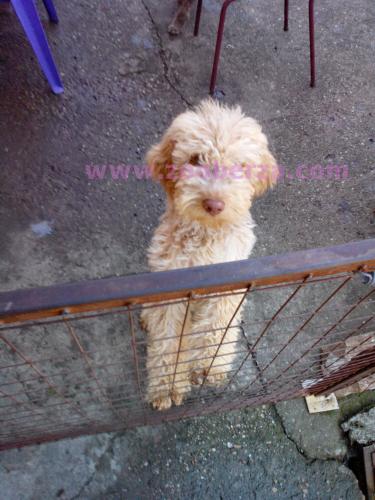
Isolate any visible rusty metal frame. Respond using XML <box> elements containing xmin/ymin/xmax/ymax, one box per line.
<box><xmin>309</xmin><ymin>345</ymin><xmax>375</xmax><ymax>395</ymax></box>
<box><xmin>0</xmin><ymin>239</ymin><xmax>374</xmax><ymax>451</ymax></box>
<box><xmin>1</xmin><ymin>239</ymin><xmax>374</xmax><ymax>324</ymax></box>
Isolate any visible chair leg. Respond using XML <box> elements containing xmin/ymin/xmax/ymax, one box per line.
<box><xmin>194</xmin><ymin>0</ymin><xmax>203</xmax><ymax>36</ymax></box>
<box><xmin>309</xmin><ymin>0</ymin><xmax>316</xmax><ymax>87</ymax></box>
<box><xmin>11</xmin><ymin>0</ymin><xmax>63</xmax><ymax>93</ymax></box>
<box><xmin>42</xmin><ymin>0</ymin><xmax>58</xmax><ymax>24</ymax></box>
<box><xmin>284</xmin><ymin>0</ymin><xmax>289</xmax><ymax>31</ymax></box>
<box><xmin>209</xmin><ymin>0</ymin><xmax>238</xmax><ymax>95</ymax></box>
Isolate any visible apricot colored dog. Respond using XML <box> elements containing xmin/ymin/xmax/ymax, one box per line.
<box><xmin>141</xmin><ymin>100</ymin><xmax>277</xmax><ymax>410</ymax></box>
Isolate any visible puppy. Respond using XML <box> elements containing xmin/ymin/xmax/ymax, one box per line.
<box><xmin>141</xmin><ymin>100</ymin><xmax>278</xmax><ymax>410</ymax></box>
<box><xmin>168</xmin><ymin>0</ymin><xmax>195</xmax><ymax>36</ymax></box>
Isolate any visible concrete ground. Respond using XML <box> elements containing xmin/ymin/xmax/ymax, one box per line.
<box><xmin>0</xmin><ymin>0</ymin><xmax>375</xmax><ymax>498</ymax></box>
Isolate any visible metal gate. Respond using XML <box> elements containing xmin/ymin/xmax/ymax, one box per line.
<box><xmin>0</xmin><ymin>239</ymin><xmax>374</xmax><ymax>450</ymax></box>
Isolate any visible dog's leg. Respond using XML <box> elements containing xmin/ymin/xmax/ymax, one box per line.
<box><xmin>188</xmin><ymin>296</ymin><xmax>244</xmax><ymax>386</ymax></box>
<box><xmin>141</xmin><ymin>303</ymin><xmax>192</xmax><ymax>410</ymax></box>
<box><xmin>168</xmin><ymin>0</ymin><xmax>195</xmax><ymax>36</ymax></box>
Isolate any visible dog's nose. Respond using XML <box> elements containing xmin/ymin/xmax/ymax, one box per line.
<box><xmin>202</xmin><ymin>199</ymin><xmax>225</xmax><ymax>216</ymax></box>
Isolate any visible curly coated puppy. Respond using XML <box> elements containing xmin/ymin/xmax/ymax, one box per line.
<box><xmin>141</xmin><ymin>100</ymin><xmax>278</xmax><ymax>410</ymax></box>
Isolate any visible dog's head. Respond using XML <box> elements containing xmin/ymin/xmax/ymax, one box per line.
<box><xmin>147</xmin><ymin>100</ymin><xmax>278</xmax><ymax>226</ymax></box>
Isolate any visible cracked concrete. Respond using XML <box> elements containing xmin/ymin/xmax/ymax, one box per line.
<box><xmin>69</xmin><ymin>434</ymin><xmax>119</xmax><ymax>500</ymax></box>
<box><xmin>276</xmin><ymin>391</ymin><xmax>375</xmax><ymax>462</ymax></box>
<box><xmin>275</xmin><ymin>400</ymin><xmax>348</xmax><ymax>461</ymax></box>
<box><xmin>0</xmin><ymin>408</ymin><xmax>364</xmax><ymax>499</ymax></box>
<box><xmin>141</xmin><ymin>0</ymin><xmax>192</xmax><ymax>107</ymax></box>
<box><xmin>1</xmin><ymin>0</ymin><xmax>375</xmax><ymax>497</ymax></box>
<box><xmin>272</xmin><ymin>404</ymin><xmax>318</xmax><ymax>464</ymax></box>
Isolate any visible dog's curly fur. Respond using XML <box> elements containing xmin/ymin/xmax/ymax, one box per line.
<box><xmin>141</xmin><ymin>100</ymin><xmax>278</xmax><ymax>410</ymax></box>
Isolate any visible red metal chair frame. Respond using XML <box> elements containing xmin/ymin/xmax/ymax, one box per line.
<box><xmin>194</xmin><ymin>0</ymin><xmax>316</xmax><ymax>95</ymax></box>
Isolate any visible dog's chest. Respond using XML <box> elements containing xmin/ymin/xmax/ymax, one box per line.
<box><xmin>149</xmin><ymin>218</ymin><xmax>256</xmax><ymax>271</ymax></box>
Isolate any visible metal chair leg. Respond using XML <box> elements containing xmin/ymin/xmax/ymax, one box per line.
<box><xmin>42</xmin><ymin>0</ymin><xmax>58</xmax><ymax>23</ymax></box>
<box><xmin>209</xmin><ymin>0</ymin><xmax>238</xmax><ymax>95</ymax></box>
<box><xmin>309</xmin><ymin>0</ymin><xmax>316</xmax><ymax>87</ymax></box>
<box><xmin>194</xmin><ymin>0</ymin><xmax>203</xmax><ymax>36</ymax></box>
<box><xmin>11</xmin><ymin>0</ymin><xmax>63</xmax><ymax>93</ymax></box>
<box><xmin>284</xmin><ymin>0</ymin><xmax>289</xmax><ymax>31</ymax></box>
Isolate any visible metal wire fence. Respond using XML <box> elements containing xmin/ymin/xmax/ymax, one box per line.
<box><xmin>0</xmin><ymin>239</ymin><xmax>374</xmax><ymax>451</ymax></box>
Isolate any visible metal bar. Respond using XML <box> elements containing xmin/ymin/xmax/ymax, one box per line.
<box><xmin>0</xmin><ymin>332</ymin><xmax>97</xmax><ymax>425</ymax></box>
<box><xmin>2</xmin><ymin>293</ymin><xmax>374</xmax><ymax>346</ymax></box>
<box><xmin>1</xmin><ymin>240</ymin><xmax>375</xmax><ymax>452</ymax></box>
<box><xmin>171</xmin><ymin>295</ymin><xmax>191</xmax><ymax>391</ymax></box>
<box><xmin>128</xmin><ymin>308</ymin><xmax>147</xmax><ymax>425</ymax></box>
<box><xmin>224</xmin><ymin>276</ymin><xmax>352</xmax><ymax>400</ymax></box>
<box><xmin>284</xmin><ymin>0</ymin><xmax>289</xmax><ymax>31</ymax></box>
<box><xmin>299</xmin><ymin>326</ymin><xmax>375</xmax><ymax>395</ymax></box>
<box><xmin>0</xmin><ymin>420</ymin><xmax>134</xmax><ymax>452</ymax></box>
<box><xmin>313</xmin><ymin>347</ymin><xmax>375</xmax><ymax>395</ymax></box>
<box><xmin>64</xmin><ymin>320</ymin><xmax>126</xmax><ymax>422</ymax></box>
<box><xmin>309</xmin><ymin>0</ymin><xmax>316</xmax><ymax>87</ymax></box>
<box><xmin>0</xmin><ymin>388</ymin><xmax>45</xmax><ymax>421</ymax></box>
<box><xmin>1</xmin><ymin>272</ymin><xmax>365</xmax><ymax>336</ymax></box>
<box><xmin>209</xmin><ymin>0</ymin><xmax>238</xmax><ymax>95</ymax></box>
<box><xmin>0</xmin><ymin>324</ymin><xmax>373</xmax><ymax>396</ymax></box>
<box><xmin>272</xmin><ymin>288</ymin><xmax>375</xmax><ymax>401</ymax></box>
<box><xmin>194</xmin><ymin>0</ymin><xmax>203</xmax><ymax>36</ymax></box>
<box><xmin>1</xmin><ymin>240</ymin><xmax>374</xmax><ymax>324</ymax></box>
<box><xmin>191</xmin><ymin>285</ymin><xmax>252</xmax><ymax>404</ymax></box>
<box><xmin>321</xmin><ymin>315</ymin><xmax>375</xmax><ymax>374</ymax></box>
<box><xmin>3</xmin><ymin>312</ymin><xmax>374</xmax><ymax>376</ymax></box>
<box><xmin>212</xmin><ymin>278</ymin><xmax>309</xmax><ymax>410</ymax></box>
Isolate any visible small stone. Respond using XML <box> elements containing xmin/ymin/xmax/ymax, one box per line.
<box><xmin>342</xmin><ymin>407</ymin><xmax>375</xmax><ymax>445</ymax></box>
<box><xmin>31</xmin><ymin>220</ymin><xmax>53</xmax><ymax>237</ymax></box>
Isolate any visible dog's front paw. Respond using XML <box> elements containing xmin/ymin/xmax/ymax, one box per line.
<box><xmin>151</xmin><ymin>395</ymin><xmax>172</xmax><ymax>411</ymax></box>
<box><xmin>150</xmin><ymin>390</ymin><xmax>185</xmax><ymax>410</ymax></box>
<box><xmin>171</xmin><ymin>389</ymin><xmax>185</xmax><ymax>406</ymax></box>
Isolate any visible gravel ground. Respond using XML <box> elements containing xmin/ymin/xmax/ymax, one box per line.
<box><xmin>0</xmin><ymin>407</ymin><xmax>364</xmax><ymax>500</ymax></box>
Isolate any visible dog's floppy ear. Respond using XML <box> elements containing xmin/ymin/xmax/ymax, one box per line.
<box><xmin>251</xmin><ymin>149</ymin><xmax>279</xmax><ymax>198</ymax></box>
<box><xmin>146</xmin><ymin>133</ymin><xmax>176</xmax><ymax>197</ymax></box>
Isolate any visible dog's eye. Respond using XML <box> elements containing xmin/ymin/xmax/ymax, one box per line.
<box><xmin>189</xmin><ymin>155</ymin><xmax>200</xmax><ymax>166</ymax></box>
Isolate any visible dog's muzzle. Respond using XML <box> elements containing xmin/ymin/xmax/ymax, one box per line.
<box><xmin>202</xmin><ymin>199</ymin><xmax>225</xmax><ymax>216</ymax></box>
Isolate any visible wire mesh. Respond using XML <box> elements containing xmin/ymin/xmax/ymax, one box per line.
<box><xmin>0</xmin><ymin>240</ymin><xmax>374</xmax><ymax>450</ymax></box>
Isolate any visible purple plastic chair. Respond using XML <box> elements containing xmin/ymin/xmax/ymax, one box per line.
<box><xmin>194</xmin><ymin>0</ymin><xmax>316</xmax><ymax>95</ymax></box>
<box><xmin>2</xmin><ymin>0</ymin><xmax>63</xmax><ymax>94</ymax></box>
